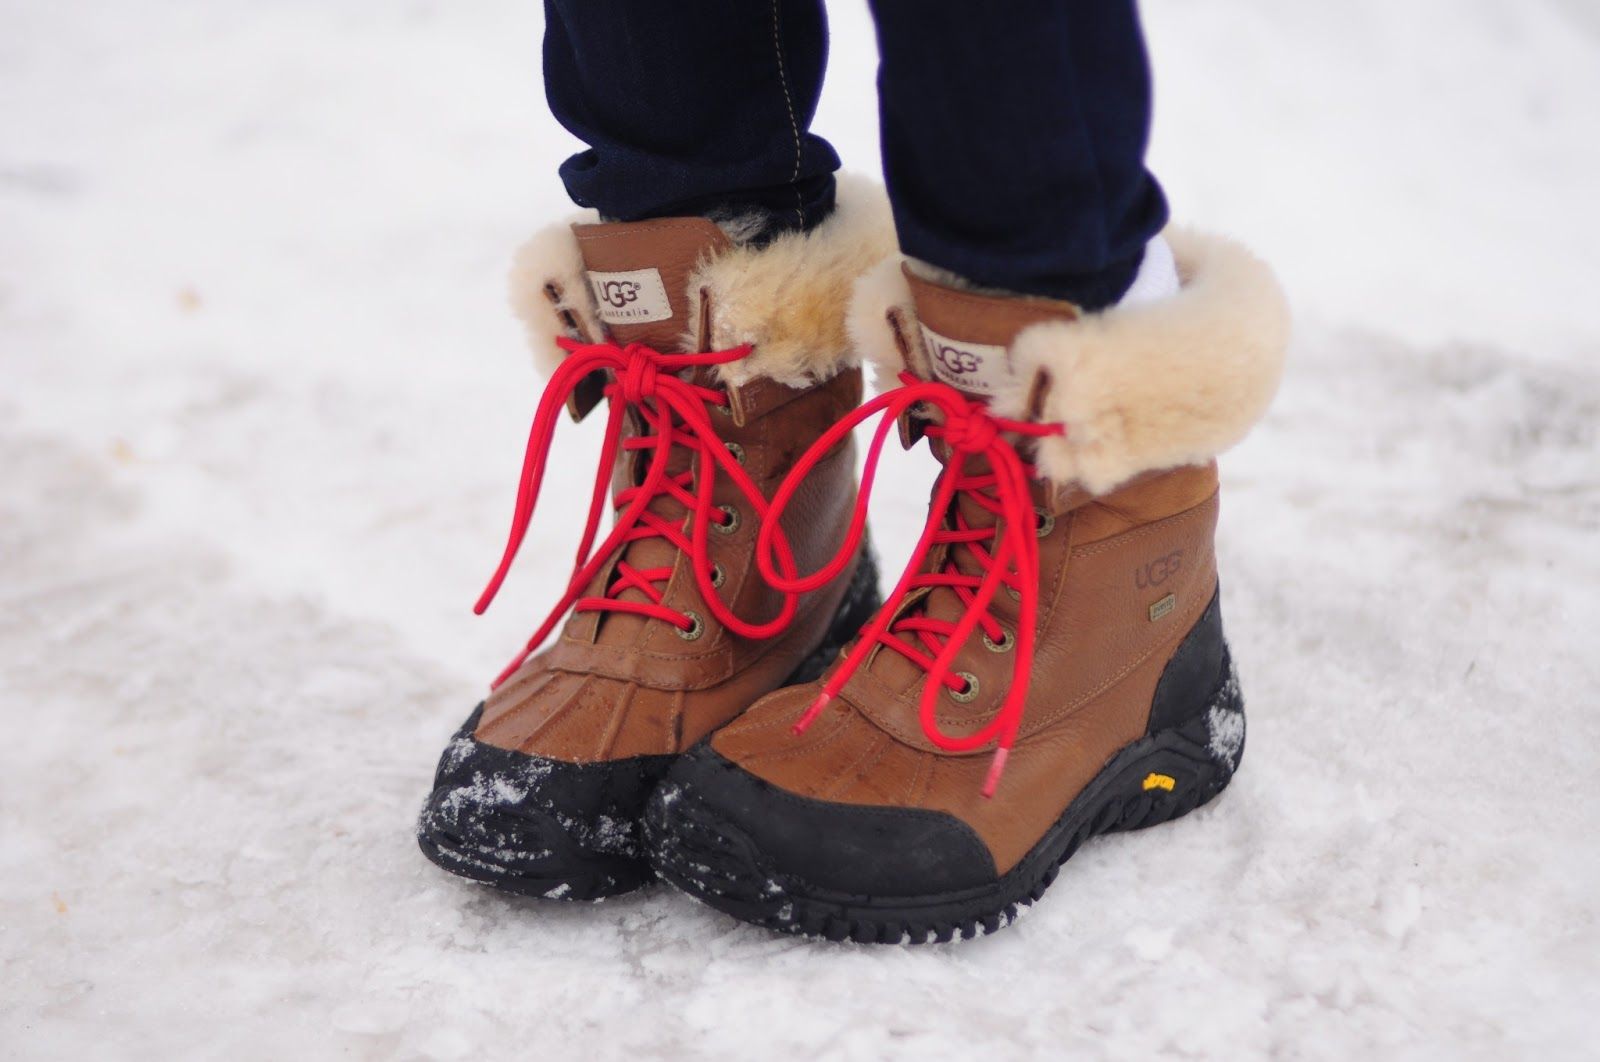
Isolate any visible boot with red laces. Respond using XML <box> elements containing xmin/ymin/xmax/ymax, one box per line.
<box><xmin>418</xmin><ymin>184</ymin><xmax>894</xmax><ymax>899</ymax></box>
<box><xmin>646</xmin><ymin>229</ymin><xmax>1288</xmax><ymax>939</ymax></box>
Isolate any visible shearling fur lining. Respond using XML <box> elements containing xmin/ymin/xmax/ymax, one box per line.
<box><xmin>848</xmin><ymin>228</ymin><xmax>1290</xmax><ymax>494</ymax></box>
<box><xmin>506</xmin><ymin>176</ymin><xmax>895</xmax><ymax>388</ymax></box>
<box><xmin>507</xmin><ymin>208</ymin><xmax>603</xmax><ymax>381</ymax></box>
<box><xmin>683</xmin><ymin>175</ymin><xmax>896</xmax><ymax>387</ymax></box>
<box><xmin>845</xmin><ymin>254</ymin><xmax>921</xmax><ymax>393</ymax></box>
<box><xmin>1001</xmin><ymin>228</ymin><xmax>1289</xmax><ymax>492</ymax></box>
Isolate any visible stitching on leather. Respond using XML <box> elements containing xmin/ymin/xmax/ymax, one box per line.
<box><xmin>737</xmin><ymin>709</ymin><xmax>855</xmax><ymax>763</ymax></box>
<box><xmin>594</xmin><ymin>681</ymin><xmax>635</xmax><ymax>760</ymax></box>
<box><xmin>816</xmin><ymin>730</ymin><xmax>890</xmax><ymax>802</ymax></box>
<box><xmin>1020</xmin><ymin>581</ymin><xmax>1212</xmax><ymax>733</ymax></box>
<box><xmin>731</xmin><ymin>697</ymin><xmax>822</xmax><ymax>736</ymax></box>
<box><xmin>669</xmin><ymin>687</ymin><xmax>685</xmax><ymax>752</ymax></box>
<box><xmin>574</xmin><ymin>222</ymin><xmax>726</xmax><ymax>242</ymax></box>
<box><xmin>850</xmin><ymin>525</ymin><xmax>1216</xmax><ymax>744</ymax></box>
<box><xmin>1070</xmin><ymin>494</ymin><xmax>1217</xmax><ymax>558</ymax></box>
<box><xmin>903</xmin><ymin>745</ymin><xmax>932</xmax><ymax>806</ymax></box>
<box><xmin>913</xmin><ymin>279</ymin><xmax>1073</xmax><ymax>321</ymax></box>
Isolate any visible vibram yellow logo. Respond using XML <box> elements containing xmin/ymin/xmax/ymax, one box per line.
<box><xmin>1142</xmin><ymin>773</ymin><xmax>1176</xmax><ymax>792</ymax></box>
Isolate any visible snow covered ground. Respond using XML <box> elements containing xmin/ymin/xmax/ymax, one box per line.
<box><xmin>3</xmin><ymin>1</ymin><xmax>1597</xmax><ymax>1057</ymax></box>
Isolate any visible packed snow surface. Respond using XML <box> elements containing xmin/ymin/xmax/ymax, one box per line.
<box><xmin>3</xmin><ymin>1</ymin><xmax>1597</xmax><ymax>1058</ymax></box>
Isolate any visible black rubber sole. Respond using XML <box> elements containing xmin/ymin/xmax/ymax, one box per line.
<box><xmin>416</xmin><ymin>548</ymin><xmax>882</xmax><ymax>901</ymax></box>
<box><xmin>418</xmin><ymin>816</ymin><xmax>646</xmax><ymax>900</ymax></box>
<box><xmin>416</xmin><ymin>733</ymin><xmax>672</xmax><ymax>901</ymax></box>
<box><xmin>646</xmin><ymin>656</ymin><xmax>1245</xmax><ymax>942</ymax></box>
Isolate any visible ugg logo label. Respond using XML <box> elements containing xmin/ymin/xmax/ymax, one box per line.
<box><xmin>919</xmin><ymin>325</ymin><xmax>1009</xmax><ymax>395</ymax></box>
<box><xmin>1135</xmin><ymin>550</ymin><xmax>1184</xmax><ymax>589</ymax></box>
<box><xmin>587</xmin><ymin>268</ymin><xmax>672</xmax><ymax>324</ymax></box>
<box><xmin>932</xmin><ymin>343</ymin><xmax>979</xmax><ymax>376</ymax></box>
<box><xmin>597</xmin><ymin>279</ymin><xmax>639</xmax><ymax>307</ymax></box>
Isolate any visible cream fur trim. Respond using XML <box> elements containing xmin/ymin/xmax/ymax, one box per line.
<box><xmin>507</xmin><ymin>209</ymin><xmax>603</xmax><ymax>381</ymax></box>
<box><xmin>847</xmin><ymin>228</ymin><xmax>1290</xmax><ymax>493</ymax></box>
<box><xmin>684</xmin><ymin>175</ymin><xmax>896</xmax><ymax>388</ymax></box>
<box><xmin>845</xmin><ymin>254</ymin><xmax>919</xmax><ymax>395</ymax></box>
<box><xmin>506</xmin><ymin>176</ymin><xmax>895</xmax><ymax>388</ymax></box>
<box><xmin>1001</xmin><ymin>228</ymin><xmax>1289</xmax><ymax>492</ymax></box>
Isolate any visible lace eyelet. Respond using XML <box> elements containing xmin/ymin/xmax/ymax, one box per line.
<box><xmin>676</xmin><ymin>611</ymin><xmax>704</xmax><ymax>640</ymax></box>
<box><xmin>709</xmin><ymin>563</ymin><xmax>725</xmax><ymax>588</ymax></box>
<box><xmin>713</xmin><ymin>505</ymin><xmax>741</xmax><ymax>535</ymax></box>
<box><xmin>712</xmin><ymin>391</ymin><xmax>734</xmax><ymax>417</ymax></box>
<box><xmin>947</xmin><ymin>672</ymin><xmax>980</xmax><ymax>703</ymax></box>
<box><xmin>1034</xmin><ymin>507</ymin><xmax>1055</xmax><ymax>538</ymax></box>
<box><xmin>725</xmin><ymin>441</ymin><xmax>745</xmax><ymax>465</ymax></box>
<box><xmin>982</xmin><ymin>629</ymin><xmax>1014</xmax><ymax>653</ymax></box>
<box><xmin>1005</xmin><ymin>584</ymin><xmax>1021</xmax><ymax>601</ymax></box>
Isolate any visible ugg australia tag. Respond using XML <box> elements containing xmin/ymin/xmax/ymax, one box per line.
<box><xmin>587</xmin><ymin>268</ymin><xmax>673</xmax><ymax>325</ymax></box>
<box><xmin>919</xmin><ymin>325</ymin><xmax>1011</xmax><ymax>396</ymax></box>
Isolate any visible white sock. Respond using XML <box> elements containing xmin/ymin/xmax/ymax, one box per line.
<box><xmin>1118</xmin><ymin>235</ymin><xmax>1179</xmax><ymax>308</ymax></box>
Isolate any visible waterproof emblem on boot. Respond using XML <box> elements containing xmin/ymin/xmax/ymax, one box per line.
<box><xmin>647</xmin><ymin>229</ymin><xmax>1289</xmax><ymax>939</ymax></box>
<box><xmin>419</xmin><ymin>184</ymin><xmax>895</xmax><ymax>899</ymax></box>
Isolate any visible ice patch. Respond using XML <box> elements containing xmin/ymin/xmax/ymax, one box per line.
<box><xmin>1206</xmin><ymin>696</ymin><xmax>1245</xmax><ymax>771</ymax></box>
<box><xmin>489</xmin><ymin>776</ymin><xmax>526</xmax><ymax>804</ymax></box>
<box><xmin>585</xmin><ymin>814</ymin><xmax>635</xmax><ymax>856</ymax></box>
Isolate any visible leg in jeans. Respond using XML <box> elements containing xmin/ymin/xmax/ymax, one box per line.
<box><xmin>543</xmin><ymin>0</ymin><xmax>840</xmax><ymax>235</ymax></box>
<box><xmin>866</xmin><ymin>0</ymin><xmax>1168</xmax><ymax>309</ymax></box>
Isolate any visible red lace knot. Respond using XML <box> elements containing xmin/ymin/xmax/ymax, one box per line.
<box><xmin>756</xmin><ymin>371</ymin><xmax>1067</xmax><ymax>799</ymax></box>
<box><xmin>939</xmin><ymin>401</ymin><xmax>1000</xmax><ymax>454</ymax></box>
<box><xmin>475</xmin><ymin>336</ymin><xmax>801</xmax><ymax>689</ymax></box>
<box><xmin>616</xmin><ymin>344</ymin><xmax>663</xmax><ymax>404</ymax></box>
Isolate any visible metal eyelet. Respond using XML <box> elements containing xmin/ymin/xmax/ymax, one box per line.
<box><xmin>947</xmin><ymin>672</ymin><xmax>980</xmax><ymax>703</ymax></box>
<box><xmin>712</xmin><ymin>391</ymin><xmax>734</xmax><ymax>417</ymax></box>
<box><xmin>982</xmin><ymin>628</ymin><xmax>1014</xmax><ymax>653</ymax></box>
<box><xmin>1034</xmin><ymin>507</ymin><xmax>1055</xmax><ymax>538</ymax></box>
<box><xmin>725</xmin><ymin>441</ymin><xmax>745</xmax><ymax>465</ymax></box>
<box><xmin>676</xmin><ymin>611</ymin><xmax>704</xmax><ymax>640</ymax></box>
<box><xmin>709</xmin><ymin>563</ymin><xmax>725</xmax><ymax>588</ymax></box>
<box><xmin>1005</xmin><ymin>584</ymin><xmax>1021</xmax><ymax>601</ymax></box>
<box><xmin>713</xmin><ymin>505</ymin><xmax>740</xmax><ymax>534</ymax></box>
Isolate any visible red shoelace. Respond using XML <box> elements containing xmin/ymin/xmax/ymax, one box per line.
<box><xmin>476</xmin><ymin>337</ymin><xmax>800</xmax><ymax>688</ymax></box>
<box><xmin>757</xmin><ymin>372</ymin><xmax>1065</xmax><ymax>797</ymax></box>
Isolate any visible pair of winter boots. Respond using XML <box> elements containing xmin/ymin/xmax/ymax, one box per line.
<box><xmin>417</xmin><ymin>181</ymin><xmax>1288</xmax><ymax>942</ymax></box>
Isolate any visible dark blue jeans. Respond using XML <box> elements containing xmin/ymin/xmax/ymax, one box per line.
<box><xmin>543</xmin><ymin>0</ymin><xmax>1166</xmax><ymax>310</ymax></box>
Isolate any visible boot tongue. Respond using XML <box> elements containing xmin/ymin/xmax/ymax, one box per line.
<box><xmin>903</xmin><ymin>267</ymin><xmax>1077</xmax><ymax>398</ymax></box>
<box><xmin>573</xmin><ymin>217</ymin><xmax>731</xmax><ymax>352</ymax></box>
<box><xmin>860</xmin><ymin>271</ymin><xmax>1079</xmax><ymax>698</ymax></box>
<box><xmin>569</xmin><ymin>218</ymin><xmax>732</xmax><ymax>650</ymax></box>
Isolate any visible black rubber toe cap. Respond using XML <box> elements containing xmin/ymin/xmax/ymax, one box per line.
<box><xmin>647</xmin><ymin>743</ymin><xmax>997</xmax><ymax>902</ymax></box>
<box><xmin>417</xmin><ymin>704</ymin><xmax>672</xmax><ymax>899</ymax></box>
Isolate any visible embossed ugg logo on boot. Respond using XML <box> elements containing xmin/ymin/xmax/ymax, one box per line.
<box><xmin>587</xmin><ymin>268</ymin><xmax>673</xmax><ymax>325</ymax></box>
<box><xmin>1135</xmin><ymin>549</ymin><xmax>1184</xmax><ymax>589</ymax></box>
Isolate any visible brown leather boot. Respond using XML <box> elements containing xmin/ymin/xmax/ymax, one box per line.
<box><xmin>418</xmin><ymin>183</ymin><xmax>894</xmax><ymax>899</ymax></box>
<box><xmin>646</xmin><ymin>228</ymin><xmax>1288</xmax><ymax>939</ymax></box>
